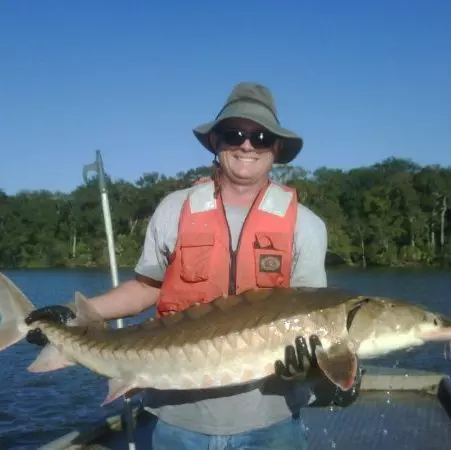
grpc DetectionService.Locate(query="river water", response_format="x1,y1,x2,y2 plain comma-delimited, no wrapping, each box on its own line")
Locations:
0,267,450,449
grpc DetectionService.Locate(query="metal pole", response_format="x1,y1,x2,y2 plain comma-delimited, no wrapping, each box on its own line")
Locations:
83,149,135,450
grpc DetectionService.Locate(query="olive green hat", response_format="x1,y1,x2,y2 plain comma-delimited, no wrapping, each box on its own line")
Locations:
193,82,303,164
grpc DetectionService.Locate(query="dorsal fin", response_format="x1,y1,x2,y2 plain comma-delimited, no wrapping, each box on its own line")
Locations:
242,289,274,303
141,317,161,330
212,294,244,313
185,302,214,319
73,292,105,329
161,312,184,328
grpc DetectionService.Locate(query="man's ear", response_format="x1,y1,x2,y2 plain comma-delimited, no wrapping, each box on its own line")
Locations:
208,131,219,151
273,139,283,158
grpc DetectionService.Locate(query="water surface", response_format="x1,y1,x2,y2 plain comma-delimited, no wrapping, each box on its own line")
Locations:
0,267,450,449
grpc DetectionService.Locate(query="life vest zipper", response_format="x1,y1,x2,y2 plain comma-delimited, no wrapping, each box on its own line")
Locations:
229,250,237,295
220,185,267,296
221,202,238,296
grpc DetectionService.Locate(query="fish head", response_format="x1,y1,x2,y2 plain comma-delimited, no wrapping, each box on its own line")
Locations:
417,311,451,341
345,296,451,359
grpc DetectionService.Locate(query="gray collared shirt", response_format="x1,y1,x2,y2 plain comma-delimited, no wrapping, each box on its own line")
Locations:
135,186,328,434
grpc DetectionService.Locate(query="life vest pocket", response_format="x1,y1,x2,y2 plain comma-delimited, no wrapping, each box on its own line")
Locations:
254,232,290,288
254,248,286,287
179,232,215,283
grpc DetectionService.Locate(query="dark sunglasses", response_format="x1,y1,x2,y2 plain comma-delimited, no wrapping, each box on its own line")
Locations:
215,128,278,149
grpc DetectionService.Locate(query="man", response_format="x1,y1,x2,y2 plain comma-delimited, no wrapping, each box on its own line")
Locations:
26,82,360,449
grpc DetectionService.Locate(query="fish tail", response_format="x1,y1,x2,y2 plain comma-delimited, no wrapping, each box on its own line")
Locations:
0,272,36,351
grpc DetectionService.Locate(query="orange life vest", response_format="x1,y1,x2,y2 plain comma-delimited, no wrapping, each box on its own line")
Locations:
156,180,298,317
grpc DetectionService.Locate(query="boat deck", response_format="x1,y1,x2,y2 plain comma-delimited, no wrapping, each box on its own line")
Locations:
305,390,451,449
40,366,451,450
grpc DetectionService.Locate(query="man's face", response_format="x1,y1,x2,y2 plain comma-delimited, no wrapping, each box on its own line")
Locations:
211,118,280,186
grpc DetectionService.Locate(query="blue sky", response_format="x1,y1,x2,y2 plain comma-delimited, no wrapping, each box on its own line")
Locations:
1,0,450,194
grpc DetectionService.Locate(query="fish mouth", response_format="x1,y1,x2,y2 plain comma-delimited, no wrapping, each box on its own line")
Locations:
411,313,451,342
420,314,451,342
421,329,451,341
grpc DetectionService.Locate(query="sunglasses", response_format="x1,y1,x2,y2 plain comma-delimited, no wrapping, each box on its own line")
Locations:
215,128,278,149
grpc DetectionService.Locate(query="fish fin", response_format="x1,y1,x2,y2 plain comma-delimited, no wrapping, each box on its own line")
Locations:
102,378,137,406
28,344,75,372
0,322,27,351
73,292,105,328
0,273,36,351
315,342,358,391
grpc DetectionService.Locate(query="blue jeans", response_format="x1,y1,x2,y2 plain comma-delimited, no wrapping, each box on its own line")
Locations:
150,415,308,450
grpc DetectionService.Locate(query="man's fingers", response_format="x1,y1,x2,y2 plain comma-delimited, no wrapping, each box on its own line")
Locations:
25,309,49,325
294,336,308,371
25,328,49,347
275,360,289,377
25,306,76,326
309,335,322,367
285,345,299,374
276,335,323,380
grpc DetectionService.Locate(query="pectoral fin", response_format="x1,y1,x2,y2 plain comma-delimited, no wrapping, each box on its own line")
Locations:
102,378,138,406
315,342,357,391
28,344,75,372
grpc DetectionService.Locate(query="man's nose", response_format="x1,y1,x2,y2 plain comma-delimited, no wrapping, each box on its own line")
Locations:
240,139,254,151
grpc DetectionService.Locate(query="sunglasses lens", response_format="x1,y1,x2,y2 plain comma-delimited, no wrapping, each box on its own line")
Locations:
221,130,246,146
218,129,277,149
250,132,277,148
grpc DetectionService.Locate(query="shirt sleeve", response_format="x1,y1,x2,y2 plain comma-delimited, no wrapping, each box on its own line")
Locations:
290,204,328,288
134,190,187,281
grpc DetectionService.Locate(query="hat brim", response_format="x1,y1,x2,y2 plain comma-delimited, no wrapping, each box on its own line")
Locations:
193,110,303,165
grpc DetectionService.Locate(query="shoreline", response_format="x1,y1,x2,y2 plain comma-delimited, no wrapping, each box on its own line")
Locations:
1,262,449,271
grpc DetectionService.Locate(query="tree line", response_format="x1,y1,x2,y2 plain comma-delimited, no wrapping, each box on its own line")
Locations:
0,157,450,269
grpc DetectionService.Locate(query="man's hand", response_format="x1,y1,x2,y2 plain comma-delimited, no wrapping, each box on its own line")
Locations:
332,364,362,407
275,334,362,407
25,305,76,347
275,335,322,380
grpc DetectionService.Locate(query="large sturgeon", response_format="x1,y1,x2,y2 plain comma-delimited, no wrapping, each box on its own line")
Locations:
0,272,450,406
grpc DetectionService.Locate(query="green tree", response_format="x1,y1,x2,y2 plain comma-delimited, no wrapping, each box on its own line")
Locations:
0,158,449,269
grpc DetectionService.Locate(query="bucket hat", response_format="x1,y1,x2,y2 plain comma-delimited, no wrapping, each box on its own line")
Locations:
193,82,303,164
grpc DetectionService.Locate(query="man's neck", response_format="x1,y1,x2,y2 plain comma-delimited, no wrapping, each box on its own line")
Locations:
220,177,269,207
